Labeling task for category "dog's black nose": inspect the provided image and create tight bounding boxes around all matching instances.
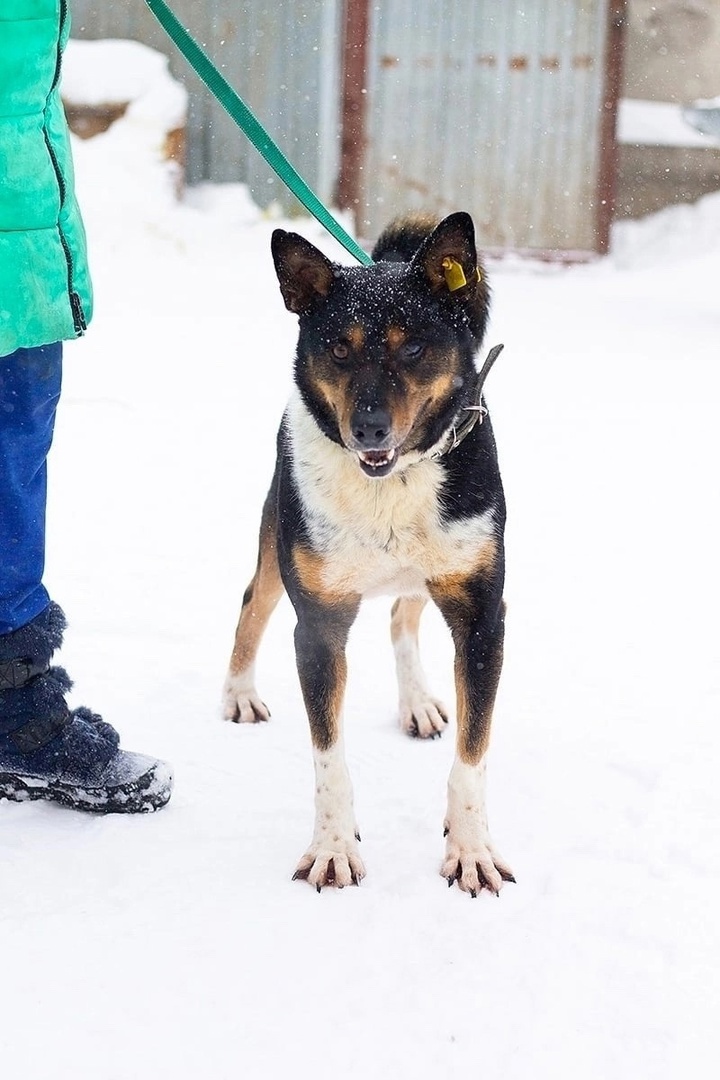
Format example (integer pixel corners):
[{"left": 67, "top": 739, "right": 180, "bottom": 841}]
[{"left": 351, "top": 408, "right": 392, "bottom": 448}]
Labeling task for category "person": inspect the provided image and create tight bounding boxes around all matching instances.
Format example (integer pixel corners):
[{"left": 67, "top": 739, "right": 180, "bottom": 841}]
[{"left": 0, "top": 0, "right": 173, "bottom": 812}]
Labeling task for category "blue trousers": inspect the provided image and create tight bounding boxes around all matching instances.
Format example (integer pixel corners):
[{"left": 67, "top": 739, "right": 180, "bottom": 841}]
[{"left": 0, "top": 344, "right": 62, "bottom": 635}]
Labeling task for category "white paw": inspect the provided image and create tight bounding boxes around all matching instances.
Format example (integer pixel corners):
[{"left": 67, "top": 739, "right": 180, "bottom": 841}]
[
  {"left": 222, "top": 671, "right": 270, "bottom": 724},
  {"left": 441, "top": 831, "right": 515, "bottom": 896},
  {"left": 442, "top": 758, "right": 515, "bottom": 896},
  {"left": 394, "top": 631, "right": 448, "bottom": 738},
  {"left": 294, "top": 742, "right": 366, "bottom": 889},
  {"left": 399, "top": 693, "right": 449, "bottom": 739},
  {"left": 293, "top": 835, "right": 366, "bottom": 890}
]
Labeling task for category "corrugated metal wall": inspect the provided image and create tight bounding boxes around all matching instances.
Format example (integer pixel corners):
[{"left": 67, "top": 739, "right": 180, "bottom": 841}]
[
  {"left": 362, "top": 0, "right": 612, "bottom": 252},
  {"left": 69, "top": 0, "right": 341, "bottom": 208},
  {"left": 68, "top": 1, "right": 620, "bottom": 254}
]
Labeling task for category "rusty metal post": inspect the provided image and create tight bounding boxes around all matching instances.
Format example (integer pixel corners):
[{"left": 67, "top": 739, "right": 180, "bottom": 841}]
[
  {"left": 597, "top": 0, "right": 628, "bottom": 254},
  {"left": 336, "top": 0, "right": 370, "bottom": 222}
]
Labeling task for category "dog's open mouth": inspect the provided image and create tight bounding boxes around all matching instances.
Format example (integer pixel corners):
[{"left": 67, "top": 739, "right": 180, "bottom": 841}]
[{"left": 357, "top": 448, "right": 398, "bottom": 477}]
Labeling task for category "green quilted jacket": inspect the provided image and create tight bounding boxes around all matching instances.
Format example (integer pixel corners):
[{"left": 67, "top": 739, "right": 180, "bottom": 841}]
[{"left": 0, "top": 0, "right": 93, "bottom": 356}]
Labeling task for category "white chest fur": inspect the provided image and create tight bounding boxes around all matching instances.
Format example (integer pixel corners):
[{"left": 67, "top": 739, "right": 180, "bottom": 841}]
[{"left": 287, "top": 394, "right": 497, "bottom": 598}]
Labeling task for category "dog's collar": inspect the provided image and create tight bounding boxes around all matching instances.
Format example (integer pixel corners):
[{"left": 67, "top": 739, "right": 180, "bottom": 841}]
[{"left": 431, "top": 343, "right": 504, "bottom": 458}]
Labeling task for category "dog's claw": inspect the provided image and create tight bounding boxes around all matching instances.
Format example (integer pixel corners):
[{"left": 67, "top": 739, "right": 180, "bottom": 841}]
[
  {"left": 401, "top": 703, "right": 448, "bottom": 740},
  {"left": 294, "top": 845, "right": 365, "bottom": 891},
  {"left": 443, "top": 848, "right": 512, "bottom": 897},
  {"left": 443, "top": 826, "right": 449, "bottom": 837}
]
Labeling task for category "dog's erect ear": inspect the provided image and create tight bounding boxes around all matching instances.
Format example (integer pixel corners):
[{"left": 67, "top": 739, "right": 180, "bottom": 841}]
[
  {"left": 271, "top": 230, "right": 336, "bottom": 314},
  {"left": 410, "top": 212, "right": 479, "bottom": 295}
]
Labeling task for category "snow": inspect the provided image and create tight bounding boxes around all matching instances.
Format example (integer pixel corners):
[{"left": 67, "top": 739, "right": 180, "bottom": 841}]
[
  {"left": 62, "top": 38, "right": 188, "bottom": 130},
  {"left": 3, "top": 47, "right": 720, "bottom": 1080},
  {"left": 618, "top": 97, "right": 719, "bottom": 148}
]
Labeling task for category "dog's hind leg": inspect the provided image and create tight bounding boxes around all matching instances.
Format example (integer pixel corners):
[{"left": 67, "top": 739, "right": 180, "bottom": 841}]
[
  {"left": 391, "top": 596, "right": 449, "bottom": 739},
  {"left": 222, "top": 501, "right": 284, "bottom": 723}
]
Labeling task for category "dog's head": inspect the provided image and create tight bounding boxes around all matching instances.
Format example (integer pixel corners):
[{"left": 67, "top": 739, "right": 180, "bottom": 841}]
[{"left": 272, "top": 213, "right": 490, "bottom": 478}]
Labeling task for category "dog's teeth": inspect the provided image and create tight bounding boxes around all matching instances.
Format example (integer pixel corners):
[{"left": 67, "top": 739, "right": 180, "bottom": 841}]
[{"left": 358, "top": 448, "right": 397, "bottom": 468}]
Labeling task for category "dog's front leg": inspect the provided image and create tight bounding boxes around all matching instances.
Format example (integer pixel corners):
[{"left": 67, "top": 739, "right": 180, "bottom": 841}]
[
  {"left": 290, "top": 597, "right": 365, "bottom": 890},
  {"left": 430, "top": 579, "right": 515, "bottom": 896}
]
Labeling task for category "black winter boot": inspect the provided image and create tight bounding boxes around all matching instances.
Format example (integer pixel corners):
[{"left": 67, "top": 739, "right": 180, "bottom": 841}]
[{"left": 0, "top": 603, "right": 172, "bottom": 813}]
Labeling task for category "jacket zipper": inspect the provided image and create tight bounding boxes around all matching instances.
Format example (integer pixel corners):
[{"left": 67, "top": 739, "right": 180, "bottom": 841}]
[{"left": 46, "top": 0, "right": 86, "bottom": 335}]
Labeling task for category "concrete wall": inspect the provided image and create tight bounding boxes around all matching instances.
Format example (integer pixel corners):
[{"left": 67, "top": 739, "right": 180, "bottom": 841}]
[
  {"left": 623, "top": 0, "right": 720, "bottom": 102},
  {"left": 616, "top": 0, "right": 720, "bottom": 218}
]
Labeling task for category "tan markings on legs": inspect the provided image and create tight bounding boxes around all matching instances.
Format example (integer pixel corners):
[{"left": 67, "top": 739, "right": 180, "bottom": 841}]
[
  {"left": 390, "top": 595, "right": 425, "bottom": 643},
  {"left": 390, "top": 597, "right": 448, "bottom": 738},
  {"left": 223, "top": 519, "right": 284, "bottom": 722},
  {"left": 293, "top": 544, "right": 331, "bottom": 598},
  {"left": 301, "top": 649, "right": 348, "bottom": 751},
  {"left": 455, "top": 625, "right": 504, "bottom": 764},
  {"left": 428, "top": 574, "right": 514, "bottom": 894},
  {"left": 441, "top": 629, "right": 512, "bottom": 893},
  {"left": 428, "top": 547, "right": 499, "bottom": 760},
  {"left": 427, "top": 539, "right": 498, "bottom": 613},
  {"left": 292, "top": 600, "right": 363, "bottom": 888},
  {"left": 293, "top": 543, "right": 360, "bottom": 606}
]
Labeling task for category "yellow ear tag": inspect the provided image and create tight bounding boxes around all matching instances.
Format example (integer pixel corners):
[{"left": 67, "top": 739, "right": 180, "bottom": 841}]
[
  {"left": 442, "top": 257, "right": 467, "bottom": 291},
  {"left": 442, "top": 258, "right": 482, "bottom": 292}
]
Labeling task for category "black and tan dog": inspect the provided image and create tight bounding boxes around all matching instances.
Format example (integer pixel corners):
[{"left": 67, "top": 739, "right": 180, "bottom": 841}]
[{"left": 223, "top": 212, "right": 515, "bottom": 897}]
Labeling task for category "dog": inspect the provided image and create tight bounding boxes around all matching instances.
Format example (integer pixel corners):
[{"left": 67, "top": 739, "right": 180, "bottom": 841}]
[{"left": 222, "top": 211, "right": 515, "bottom": 897}]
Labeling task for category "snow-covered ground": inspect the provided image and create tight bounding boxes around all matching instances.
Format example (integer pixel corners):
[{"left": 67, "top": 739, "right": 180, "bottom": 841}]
[
  {"left": 618, "top": 96, "right": 720, "bottom": 147},
  {"left": 3, "top": 56, "right": 720, "bottom": 1080}
]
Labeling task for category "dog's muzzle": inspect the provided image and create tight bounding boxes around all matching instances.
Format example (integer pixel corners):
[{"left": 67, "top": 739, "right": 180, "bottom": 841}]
[{"left": 348, "top": 406, "right": 399, "bottom": 477}]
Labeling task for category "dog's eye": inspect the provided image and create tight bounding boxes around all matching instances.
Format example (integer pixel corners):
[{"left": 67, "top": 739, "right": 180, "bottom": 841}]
[
  {"left": 401, "top": 342, "right": 425, "bottom": 363},
  {"left": 330, "top": 342, "right": 350, "bottom": 362}
]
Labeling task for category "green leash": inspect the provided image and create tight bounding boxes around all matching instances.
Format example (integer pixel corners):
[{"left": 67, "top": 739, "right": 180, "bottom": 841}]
[{"left": 144, "top": 0, "right": 373, "bottom": 266}]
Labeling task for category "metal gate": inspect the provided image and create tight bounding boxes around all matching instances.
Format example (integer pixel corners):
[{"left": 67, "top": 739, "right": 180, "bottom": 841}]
[
  {"left": 349, "top": 0, "right": 624, "bottom": 255},
  {"left": 68, "top": 0, "right": 624, "bottom": 255}
]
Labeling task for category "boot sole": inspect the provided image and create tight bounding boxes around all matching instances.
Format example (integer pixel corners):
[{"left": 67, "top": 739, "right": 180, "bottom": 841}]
[{"left": 0, "top": 762, "right": 173, "bottom": 814}]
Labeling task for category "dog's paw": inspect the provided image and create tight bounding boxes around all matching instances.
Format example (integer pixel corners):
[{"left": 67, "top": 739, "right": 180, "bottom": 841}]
[
  {"left": 292, "top": 838, "right": 366, "bottom": 891},
  {"left": 399, "top": 694, "right": 449, "bottom": 739},
  {"left": 222, "top": 673, "right": 270, "bottom": 724},
  {"left": 441, "top": 831, "right": 515, "bottom": 897}
]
